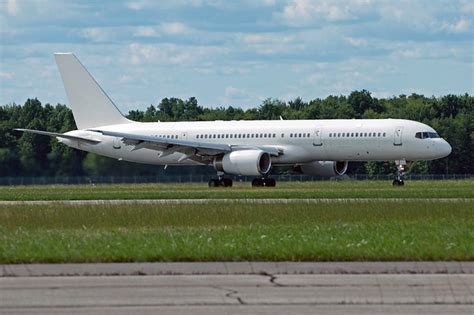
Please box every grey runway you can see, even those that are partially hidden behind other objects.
[1,262,473,314]
[0,198,472,206]
[1,274,473,314]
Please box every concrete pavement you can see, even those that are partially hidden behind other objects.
[1,262,473,314]
[1,273,473,314]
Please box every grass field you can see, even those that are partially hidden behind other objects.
[0,180,472,263]
[0,179,473,200]
[0,201,473,263]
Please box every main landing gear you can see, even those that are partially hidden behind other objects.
[208,177,233,187]
[251,177,276,187]
[392,160,406,187]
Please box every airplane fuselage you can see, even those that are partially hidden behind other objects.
[61,118,451,166]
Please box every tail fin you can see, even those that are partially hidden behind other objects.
[54,53,131,129]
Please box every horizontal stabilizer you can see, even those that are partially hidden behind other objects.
[14,129,101,144]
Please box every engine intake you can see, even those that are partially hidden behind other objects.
[299,161,348,177]
[214,150,271,176]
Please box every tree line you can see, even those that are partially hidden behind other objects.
[0,90,472,178]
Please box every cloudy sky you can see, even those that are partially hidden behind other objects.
[1,0,473,112]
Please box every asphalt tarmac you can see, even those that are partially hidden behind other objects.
[1,262,473,314]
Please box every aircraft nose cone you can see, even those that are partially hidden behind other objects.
[440,140,452,158]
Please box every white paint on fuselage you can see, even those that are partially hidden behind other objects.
[60,118,452,166]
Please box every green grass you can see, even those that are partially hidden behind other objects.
[1,201,472,263]
[0,179,473,200]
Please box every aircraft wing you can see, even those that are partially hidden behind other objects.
[14,128,101,145]
[90,129,282,160]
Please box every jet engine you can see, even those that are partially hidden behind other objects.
[298,161,348,177]
[213,150,272,176]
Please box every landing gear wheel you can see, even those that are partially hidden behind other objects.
[208,179,219,187]
[252,178,276,187]
[221,178,233,187]
[392,179,404,187]
[209,178,233,188]
[264,178,276,187]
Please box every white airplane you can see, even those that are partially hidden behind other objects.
[16,53,452,187]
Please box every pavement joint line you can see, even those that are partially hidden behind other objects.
[0,198,472,205]
[1,262,473,277]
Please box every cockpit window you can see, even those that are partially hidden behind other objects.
[415,131,440,139]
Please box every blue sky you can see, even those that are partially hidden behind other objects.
[1,0,473,112]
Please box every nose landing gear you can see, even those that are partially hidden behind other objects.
[251,177,276,187]
[392,160,406,187]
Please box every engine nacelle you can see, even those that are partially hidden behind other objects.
[299,161,348,177]
[214,150,272,176]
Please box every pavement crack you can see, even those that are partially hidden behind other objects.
[214,286,246,305]
[259,271,284,287]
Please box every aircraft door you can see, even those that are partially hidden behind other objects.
[393,127,403,146]
[313,127,322,146]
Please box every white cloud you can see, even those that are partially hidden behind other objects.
[224,86,244,97]
[128,42,227,66]
[0,71,15,79]
[81,28,110,42]
[134,26,157,37]
[235,32,300,56]
[440,18,471,33]
[345,37,368,47]
[119,74,132,83]
[126,1,146,10]
[307,73,324,84]
[261,0,276,6]
[160,22,190,35]
[6,0,18,16]
[280,0,372,26]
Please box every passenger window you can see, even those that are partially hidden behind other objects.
[383,132,386,137]
[281,133,284,138]
[378,132,381,137]
[338,133,341,137]
[273,133,276,138]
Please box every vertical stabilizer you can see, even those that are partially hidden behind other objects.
[54,53,131,129]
